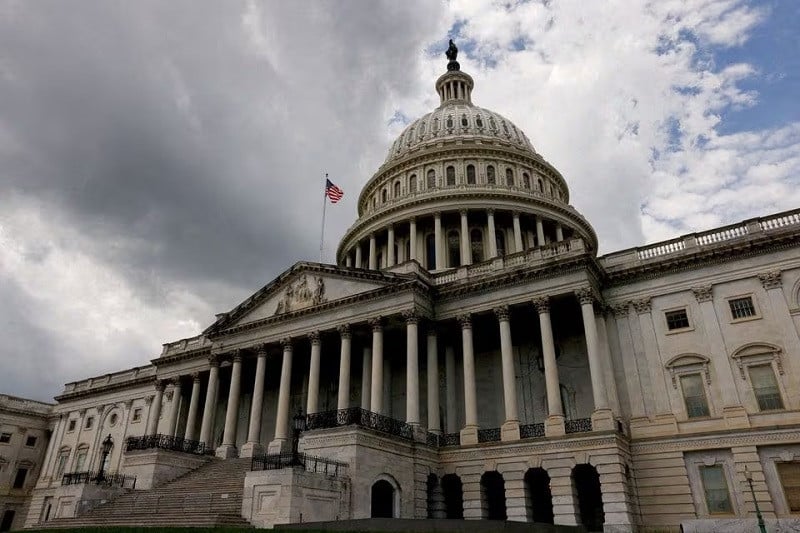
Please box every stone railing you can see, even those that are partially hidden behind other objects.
[251,452,348,478]
[62,470,136,489]
[601,207,800,267]
[431,238,585,286]
[161,334,210,357]
[125,434,208,455]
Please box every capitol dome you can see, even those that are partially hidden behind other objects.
[337,52,597,272]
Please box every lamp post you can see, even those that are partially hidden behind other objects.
[291,409,307,467]
[97,434,113,483]
[744,466,767,533]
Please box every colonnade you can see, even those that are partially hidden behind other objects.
[343,208,568,270]
[144,287,613,456]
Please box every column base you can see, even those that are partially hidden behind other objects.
[267,438,289,454]
[215,444,239,459]
[460,425,479,445]
[500,420,520,441]
[544,415,565,437]
[723,405,751,429]
[239,441,264,458]
[590,408,615,432]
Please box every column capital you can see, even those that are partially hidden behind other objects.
[190,372,201,383]
[308,331,321,345]
[426,324,438,338]
[532,296,550,314]
[402,309,421,324]
[494,305,510,321]
[459,208,468,216]
[758,270,782,290]
[632,297,652,314]
[512,210,520,218]
[144,396,154,406]
[170,377,182,387]
[434,211,442,218]
[231,349,243,363]
[691,285,713,303]
[575,287,595,305]
[458,314,472,329]
[153,379,166,392]
[254,344,268,357]
[337,323,351,339]
[124,399,134,410]
[610,302,630,317]
[208,354,221,368]
[369,316,384,331]
[487,208,495,216]
[280,337,293,351]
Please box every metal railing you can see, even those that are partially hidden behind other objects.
[251,452,348,478]
[564,418,593,434]
[477,428,501,443]
[125,434,207,455]
[62,470,136,489]
[520,423,545,439]
[306,407,415,440]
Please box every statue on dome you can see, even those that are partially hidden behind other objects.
[446,39,460,71]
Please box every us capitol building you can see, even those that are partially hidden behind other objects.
[2,44,800,533]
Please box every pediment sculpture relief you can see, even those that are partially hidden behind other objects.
[275,274,326,315]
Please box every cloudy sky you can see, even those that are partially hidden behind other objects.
[1,0,798,401]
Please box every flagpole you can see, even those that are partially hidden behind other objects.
[319,173,328,263]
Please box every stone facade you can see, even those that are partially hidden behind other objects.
[7,58,800,532]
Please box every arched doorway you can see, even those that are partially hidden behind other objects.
[371,479,395,518]
[480,471,507,520]
[525,468,554,524]
[573,464,604,531]
[426,473,446,518]
[441,474,464,519]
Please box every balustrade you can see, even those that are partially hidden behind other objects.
[251,452,348,478]
[61,470,136,489]
[125,434,207,455]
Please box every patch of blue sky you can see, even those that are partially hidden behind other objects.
[387,110,411,127]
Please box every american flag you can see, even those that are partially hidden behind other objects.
[325,178,344,203]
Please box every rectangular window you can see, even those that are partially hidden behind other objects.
[56,454,68,478]
[67,420,76,432]
[748,364,784,411]
[12,468,28,489]
[75,451,87,472]
[680,374,710,418]
[0,433,11,444]
[665,309,690,330]
[85,417,94,430]
[132,408,142,423]
[25,435,37,447]
[729,296,756,320]
[777,462,800,512]
[700,465,733,514]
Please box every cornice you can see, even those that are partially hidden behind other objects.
[151,347,212,368]
[630,427,800,454]
[54,375,154,403]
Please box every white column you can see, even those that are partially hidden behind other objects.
[555,223,564,242]
[337,325,352,410]
[495,306,520,440]
[199,359,219,446]
[512,212,523,252]
[427,328,441,433]
[459,314,479,444]
[404,310,420,425]
[355,243,362,268]
[218,351,243,457]
[460,209,470,266]
[368,234,377,270]
[487,209,498,258]
[270,339,293,452]
[434,212,444,270]
[576,289,609,412]
[370,318,384,413]
[306,331,321,414]
[361,346,372,410]
[445,346,457,433]
[166,378,182,437]
[145,380,165,435]
[534,297,564,436]
[345,255,352,267]
[536,216,545,246]
[409,218,417,262]
[387,225,395,267]
[184,373,201,441]
[241,345,267,457]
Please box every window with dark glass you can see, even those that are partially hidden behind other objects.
[427,169,436,189]
[56,452,69,477]
[0,433,10,444]
[132,409,142,422]
[470,229,483,263]
[680,374,710,418]
[409,175,417,192]
[748,364,783,410]
[394,181,400,197]
[777,462,800,512]
[382,189,388,203]
[85,417,94,430]
[665,309,690,330]
[496,231,506,257]
[505,168,513,186]
[446,116,453,129]
[74,448,87,472]
[487,165,496,184]
[523,173,531,189]
[447,230,460,267]
[466,165,476,184]
[25,436,37,447]
[425,234,436,270]
[446,166,456,186]
[461,114,468,127]
[729,296,756,319]
[700,465,733,514]
[67,420,76,432]
[537,178,544,191]
[12,468,27,489]
[476,116,483,128]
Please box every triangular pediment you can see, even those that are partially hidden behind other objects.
[205,262,413,334]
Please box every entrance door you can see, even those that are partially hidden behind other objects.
[371,480,394,518]
[573,464,604,532]
[0,510,15,532]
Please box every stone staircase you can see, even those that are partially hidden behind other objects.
[41,457,254,528]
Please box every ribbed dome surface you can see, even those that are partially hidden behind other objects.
[385,104,537,164]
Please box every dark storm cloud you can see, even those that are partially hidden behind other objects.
[0,1,445,399]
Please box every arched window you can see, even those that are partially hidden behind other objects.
[447,230,460,267]
[461,114,468,127]
[573,465,604,531]
[486,165,496,185]
[426,169,436,189]
[381,189,388,203]
[441,474,464,519]
[425,234,436,270]
[74,444,89,472]
[505,168,514,186]
[480,471,507,520]
[495,230,506,257]
[525,468,554,524]
[446,116,454,129]
[466,165,476,184]
[538,178,544,191]
[371,479,395,518]
[372,197,377,210]
[394,181,401,197]
[523,173,531,189]
[55,447,70,478]
[409,174,417,193]
[476,116,483,128]
[470,229,483,263]
[446,166,456,186]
